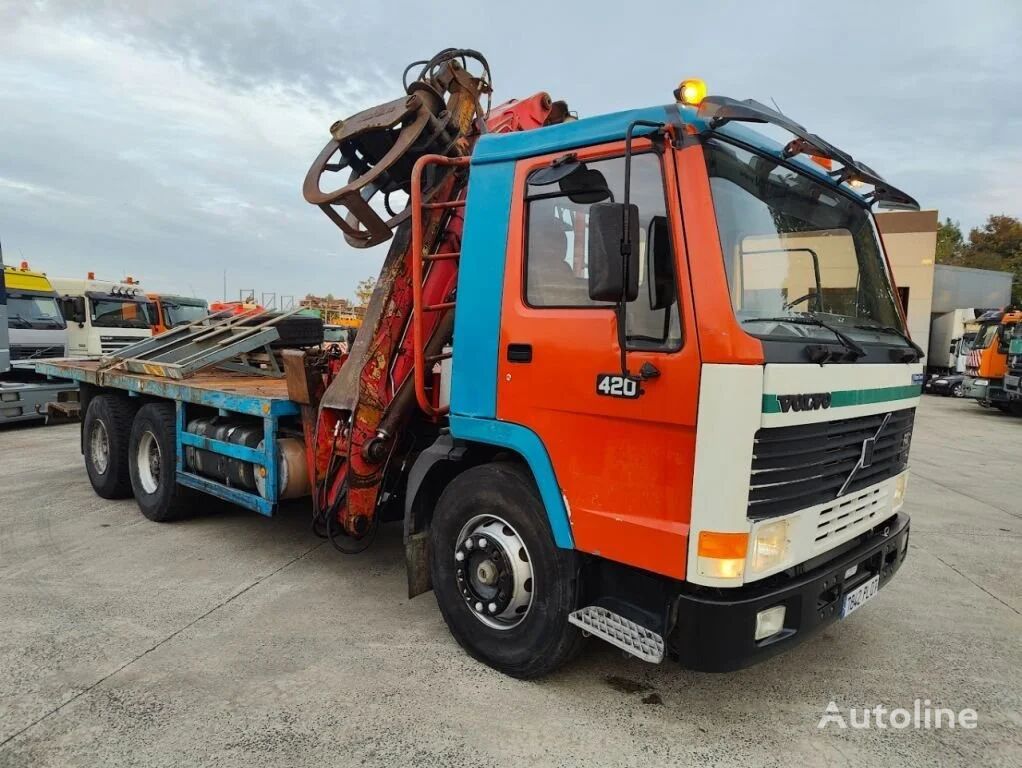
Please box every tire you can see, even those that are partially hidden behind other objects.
[239,314,323,348]
[83,394,138,499]
[429,462,584,678]
[128,402,193,522]
[952,383,965,398]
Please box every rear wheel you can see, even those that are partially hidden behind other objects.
[83,394,138,499]
[128,402,193,522]
[429,462,584,678]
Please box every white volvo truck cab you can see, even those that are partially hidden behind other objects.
[52,274,153,357]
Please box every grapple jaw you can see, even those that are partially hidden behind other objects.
[303,58,488,249]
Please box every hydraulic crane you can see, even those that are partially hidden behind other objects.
[302,49,571,549]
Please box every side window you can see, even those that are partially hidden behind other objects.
[524,153,682,349]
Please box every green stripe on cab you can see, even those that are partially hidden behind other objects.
[762,385,922,413]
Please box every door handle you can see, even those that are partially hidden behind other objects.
[507,343,532,363]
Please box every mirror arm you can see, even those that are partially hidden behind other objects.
[618,120,666,377]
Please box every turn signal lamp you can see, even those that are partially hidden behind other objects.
[675,78,707,106]
[893,473,908,510]
[697,530,747,580]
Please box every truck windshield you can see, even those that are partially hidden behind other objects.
[7,293,66,329]
[90,298,152,328]
[704,139,905,345]
[972,323,999,350]
[164,301,208,327]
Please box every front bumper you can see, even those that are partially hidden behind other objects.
[1005,373,1021,400]
[965,378,1008,403]
[666,512,910,672]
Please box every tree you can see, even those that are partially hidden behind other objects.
[966,215,1022,305]
[355,277,376,307]
[935,218,965,265]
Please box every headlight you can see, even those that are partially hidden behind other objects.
[750,519,790,574]
[893,473,909,510]
[974,379,989,386]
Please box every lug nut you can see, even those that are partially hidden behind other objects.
[464,539,474,550]
[475,602,484,612]
[455,551,465,562]
[478,538,488,549]
[488,602,497,613]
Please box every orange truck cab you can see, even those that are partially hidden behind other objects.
[148,293,210,334]
[964,308,1022,408]
[399,88,924,673]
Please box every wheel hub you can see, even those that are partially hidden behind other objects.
[454,515,533,630]
[136,431,162,495]
[90,421,110,474]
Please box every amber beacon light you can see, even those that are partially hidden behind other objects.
[675,78,707,106]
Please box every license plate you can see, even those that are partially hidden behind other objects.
[841,574,880,618]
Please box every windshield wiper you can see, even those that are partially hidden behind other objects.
[854,323,924,360]
[7,314,32,328]
[743,314,866,360]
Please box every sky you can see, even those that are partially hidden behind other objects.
[1,0,1020,303]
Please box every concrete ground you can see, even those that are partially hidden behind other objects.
[0,396,1019,767]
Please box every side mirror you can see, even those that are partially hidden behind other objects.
[587,202,640,303]
[647,216,675,310]
[58,296,83,324]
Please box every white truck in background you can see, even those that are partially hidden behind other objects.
[928,308,986,376]
[51,274,153,357]
[0,246,78,424]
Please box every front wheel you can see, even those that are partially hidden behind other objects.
[128,403,193,522]
[429,462,584,678]
[952,383,965,398]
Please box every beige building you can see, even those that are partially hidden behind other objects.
[875,210,939,358]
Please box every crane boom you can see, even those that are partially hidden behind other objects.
[303,50,570,545]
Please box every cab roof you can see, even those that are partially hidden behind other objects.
[471,100,913,209]
[3,265,55,294]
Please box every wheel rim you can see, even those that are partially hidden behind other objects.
[954,384,964,397]
[136,430,161,494]
[90,420,110,475]
[454,515,534,630]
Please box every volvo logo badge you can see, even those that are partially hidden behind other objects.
[777,392,832,413]
[838,412,892,497]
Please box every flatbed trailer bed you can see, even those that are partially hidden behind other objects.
[35,358,301,515]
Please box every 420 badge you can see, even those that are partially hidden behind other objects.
[595,373,644,399]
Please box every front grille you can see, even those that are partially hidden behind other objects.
[10,344,64,360]
[100,335,141,353]
[813,485,889,554]
[749,408,914,519]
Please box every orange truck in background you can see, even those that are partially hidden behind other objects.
[964,307,1022,413]
[148,293,210,334]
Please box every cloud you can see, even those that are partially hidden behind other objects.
[1,0,1020,302]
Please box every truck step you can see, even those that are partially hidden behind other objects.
[568,605,665,664]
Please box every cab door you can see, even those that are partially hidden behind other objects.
[495,139,700,579]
